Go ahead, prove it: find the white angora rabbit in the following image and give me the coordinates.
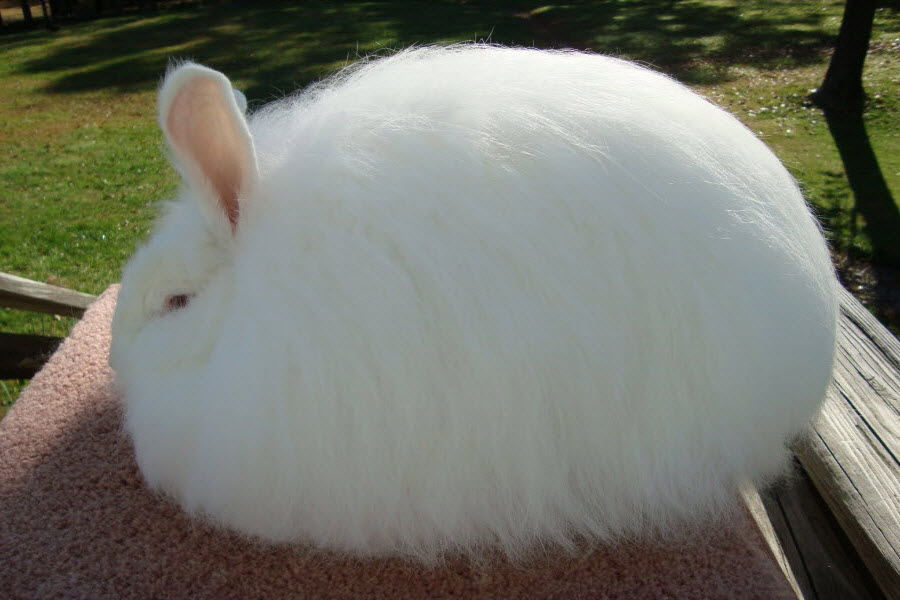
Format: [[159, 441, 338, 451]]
[[110, 45, 839, 561]]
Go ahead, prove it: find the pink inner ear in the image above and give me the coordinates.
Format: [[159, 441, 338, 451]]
[[166, 76, 250, 229]]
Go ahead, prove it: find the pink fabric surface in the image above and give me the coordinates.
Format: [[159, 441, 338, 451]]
[[0, 286, 795, 599]]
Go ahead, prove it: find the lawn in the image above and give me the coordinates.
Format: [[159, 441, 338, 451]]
[[1, 0, 898, 414]]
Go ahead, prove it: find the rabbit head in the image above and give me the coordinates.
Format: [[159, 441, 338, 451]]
[[111, 64, 257, 376]]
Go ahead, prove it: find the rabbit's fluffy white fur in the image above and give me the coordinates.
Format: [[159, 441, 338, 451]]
[[111, 45, 838, 561]]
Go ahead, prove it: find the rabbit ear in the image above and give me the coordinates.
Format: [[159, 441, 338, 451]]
[[158, 63, 258, 232]]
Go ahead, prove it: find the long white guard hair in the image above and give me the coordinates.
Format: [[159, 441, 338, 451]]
[[111, 45, 839, 561]]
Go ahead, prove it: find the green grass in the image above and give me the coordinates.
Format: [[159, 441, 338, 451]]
[[1, 0, 898, 415]]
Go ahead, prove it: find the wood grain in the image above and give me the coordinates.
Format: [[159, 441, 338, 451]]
[[0, 272, 96, 317], [759, 464, 886, 600], [743, 482, 806, 599], [794, 290, 900, 599]]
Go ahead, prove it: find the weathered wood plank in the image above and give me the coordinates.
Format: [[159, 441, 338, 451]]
[[759, 464, 886, 600], [838, 287, 900, 373], [743, 483, 806, 599], [793, 290, 900, 600], [0, 272, 96, 317], [0, 332, 62, 379]]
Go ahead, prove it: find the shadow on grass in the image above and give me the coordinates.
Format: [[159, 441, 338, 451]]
[[528, 0, 834, 84], [824, 107, 900, 268], [12, 1, 541, 100], [10, 0, 840, 98]]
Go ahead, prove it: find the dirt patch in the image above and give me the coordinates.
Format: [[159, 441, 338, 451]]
[[834, 253, 900, 334]]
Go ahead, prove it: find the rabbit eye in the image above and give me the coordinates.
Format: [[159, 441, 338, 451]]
[[164, 293, 193, 313]]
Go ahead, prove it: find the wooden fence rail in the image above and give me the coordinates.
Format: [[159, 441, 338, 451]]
[[0, 272, 96, 318], [0, 272, 97, 378]]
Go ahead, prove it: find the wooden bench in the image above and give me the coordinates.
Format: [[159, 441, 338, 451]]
[[753, 287, 900, 600]]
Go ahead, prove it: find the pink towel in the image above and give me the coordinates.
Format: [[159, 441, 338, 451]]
[[0, 286, 795, 599]]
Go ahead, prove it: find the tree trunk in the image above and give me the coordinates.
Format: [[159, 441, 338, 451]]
[[38, 0, 53, 28], [811, 0, 877, 111], [20, 0, 34, 24]]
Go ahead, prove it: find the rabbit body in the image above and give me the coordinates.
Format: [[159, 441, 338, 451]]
[[110, 46, 838, 560]]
